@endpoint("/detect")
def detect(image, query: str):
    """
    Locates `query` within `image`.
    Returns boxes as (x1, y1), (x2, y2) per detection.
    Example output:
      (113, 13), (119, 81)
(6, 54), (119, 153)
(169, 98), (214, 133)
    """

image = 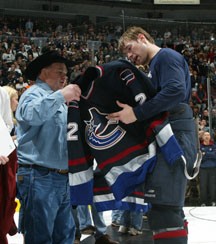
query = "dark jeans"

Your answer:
(199, 167), (216, 205)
